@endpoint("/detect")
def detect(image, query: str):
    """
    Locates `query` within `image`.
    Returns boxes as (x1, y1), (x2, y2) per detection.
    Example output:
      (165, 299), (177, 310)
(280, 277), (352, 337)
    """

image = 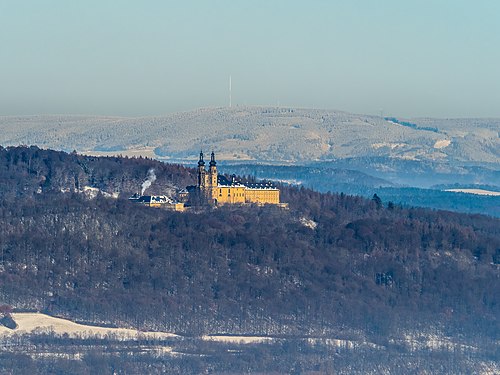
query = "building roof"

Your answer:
(129, 195), (176, 204)
(217, 175), (245, 187)
(244, 182), (279, 190)
(217, 175), (278, 190)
